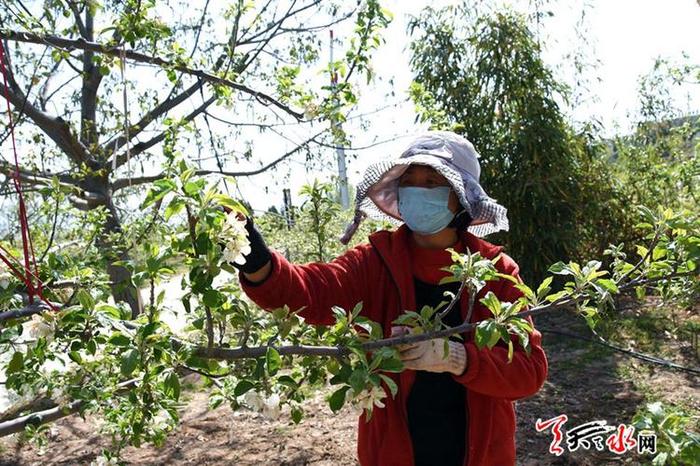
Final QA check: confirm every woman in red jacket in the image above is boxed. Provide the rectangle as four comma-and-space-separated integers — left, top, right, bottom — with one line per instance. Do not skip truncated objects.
231, 131, 548, 466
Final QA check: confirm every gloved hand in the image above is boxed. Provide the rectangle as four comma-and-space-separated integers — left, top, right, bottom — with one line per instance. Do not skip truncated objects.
391, 326, 468, 376
219, 206, 272, 275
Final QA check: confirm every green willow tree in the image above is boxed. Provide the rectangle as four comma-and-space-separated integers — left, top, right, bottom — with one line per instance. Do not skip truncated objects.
0, 0, 391, 316
407, 5, 623, 284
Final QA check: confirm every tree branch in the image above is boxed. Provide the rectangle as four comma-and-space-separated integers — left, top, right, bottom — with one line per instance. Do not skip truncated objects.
111, 128, 327, 191
0, 398, 83, 437
79, 5, 100, 147
102, 80, 204, 160
0, 158, 78, 188
0, 378, 138, 438
110, 94, 217, 170
238, 0, 321, 45
65, 1, 88, 38
0, 77, 94, 167
0, 30, 304, 120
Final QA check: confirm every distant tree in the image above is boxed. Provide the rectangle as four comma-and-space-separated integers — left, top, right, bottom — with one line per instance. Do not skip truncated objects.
407, 5, 620, 284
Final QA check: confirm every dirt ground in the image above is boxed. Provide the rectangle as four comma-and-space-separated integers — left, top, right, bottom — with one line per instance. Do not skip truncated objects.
1, 299, 698, 466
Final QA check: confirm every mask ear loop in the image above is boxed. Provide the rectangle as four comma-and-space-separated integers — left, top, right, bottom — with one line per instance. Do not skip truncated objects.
446, 182, 474, 233
447, 208, 473, 232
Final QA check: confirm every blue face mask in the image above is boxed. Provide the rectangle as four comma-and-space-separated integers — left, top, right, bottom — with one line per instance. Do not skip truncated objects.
398, 186, 456, 235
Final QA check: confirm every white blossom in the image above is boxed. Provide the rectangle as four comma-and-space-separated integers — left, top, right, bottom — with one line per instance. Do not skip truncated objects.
0, 272, 11, 290
262, 393, 281, 420
346, 385, 387, 416
219, 212, 251, 265
91, 454, 119, 466
153, 408, 173, 428
243, 390, 264, 411
303, 102, 319, 120
25, 314, 54, 342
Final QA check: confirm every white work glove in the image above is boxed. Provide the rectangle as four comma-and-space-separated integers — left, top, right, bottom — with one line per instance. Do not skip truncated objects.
391, 326, 468, 376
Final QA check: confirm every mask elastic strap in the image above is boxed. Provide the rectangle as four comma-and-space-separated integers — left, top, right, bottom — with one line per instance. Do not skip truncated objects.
447, 208, 473, 232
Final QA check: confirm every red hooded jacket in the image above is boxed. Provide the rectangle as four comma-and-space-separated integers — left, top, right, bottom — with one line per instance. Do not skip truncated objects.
239, 224, 548, 466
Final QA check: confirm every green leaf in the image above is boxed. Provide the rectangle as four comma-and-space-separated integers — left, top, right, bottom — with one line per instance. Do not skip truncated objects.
350, 302, 363, 321
392, 313, 418, 325
179, 168, 195, 184
635, 286, 646, 301
266, 347, 282, 376
68, 351, 82, 364
291, 406, 303, 424
548, 262, 567, 274
329, 363, 352, 385
163, 371, 181, 400
545, 290, 569, 302
212, 194, 247, 214
509, 316, 534, 334
636, 245, 649, 260
86, 339, 97, 355
475, 320, 498, 349
76, 289, 95, 310
651, 246, 666, 260
140, 322, 159, 340
209, 395, 224, 410
595, 278, 619, 294
501, 301, 522, 320
142, 179, 176, 209
108, 333, 131, 347
328, 386, 350, 413
120, 349, 139, 376
536, 276, 553, 300
495, 272, 519, 284
276, 375, 298, 389
184, 355, 211, 371
234, 380, 255, 397
514, 283, 534, 301
203, 289, 223, 308
378, 374, 398, 398
164, 197, 186, 220
7, 351, 24, 373
438, 275, 460, 285
480, 292, 502, 317
378, 356, 404, 373
349, 368, 368, 394
509, 324, 530, 351
507, 340, 514, 362
95, 303, 124, 319
183, 179, 207, 197
419, 305, 437, 321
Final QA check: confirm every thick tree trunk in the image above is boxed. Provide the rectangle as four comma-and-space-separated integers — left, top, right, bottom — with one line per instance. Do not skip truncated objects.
79, 172, 143, 318
69, 7, 142, 317
95, 196, 143, 319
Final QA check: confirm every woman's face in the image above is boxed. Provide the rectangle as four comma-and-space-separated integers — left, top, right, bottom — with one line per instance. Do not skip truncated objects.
398, 164, 460, 214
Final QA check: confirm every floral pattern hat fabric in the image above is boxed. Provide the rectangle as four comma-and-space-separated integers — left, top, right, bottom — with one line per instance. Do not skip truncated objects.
340, 130, 509, 244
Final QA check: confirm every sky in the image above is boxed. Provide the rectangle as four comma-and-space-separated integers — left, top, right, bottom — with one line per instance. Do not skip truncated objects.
230, 0, 700, 214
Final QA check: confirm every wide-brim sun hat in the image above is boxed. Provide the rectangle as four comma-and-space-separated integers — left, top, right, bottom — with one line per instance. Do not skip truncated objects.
339, 130, 509, 244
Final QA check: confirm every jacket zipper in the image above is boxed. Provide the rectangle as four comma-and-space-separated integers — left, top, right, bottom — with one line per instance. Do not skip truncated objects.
368, 236, 415, 464
368, 236, 405, 311
463, 289, 471, 466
